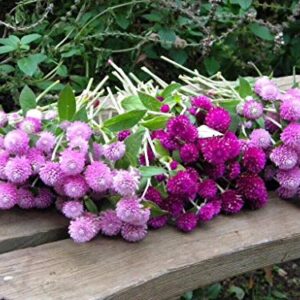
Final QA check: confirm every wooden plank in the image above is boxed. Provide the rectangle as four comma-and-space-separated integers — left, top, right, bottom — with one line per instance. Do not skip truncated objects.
0, 209, 68, 254
1, 194, 300, 300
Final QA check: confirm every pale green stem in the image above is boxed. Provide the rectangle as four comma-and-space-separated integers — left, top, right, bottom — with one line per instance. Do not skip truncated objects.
36, 80, 60, 103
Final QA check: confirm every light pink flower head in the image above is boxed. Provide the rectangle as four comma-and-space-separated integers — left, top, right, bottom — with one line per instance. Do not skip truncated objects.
0, 182, 18, 209
260, 84, 279, 101
0, 151, 9, 180
63, 175, 89, 199
254, 76, 272, 94
62, 200, 84, 219
5, 156, 32, 184
60, 149, 85, 176
103, 141, 126, 161
0, 111, 8, 127
39, 161, 63, 186
112, 169, 140, 197
66, 121, 92, 141
18, 117, 41, 134
36, 131, 56, 154
68, 137, 89, 155
35, 188, 54, 209
26, 148, 46, 175
17, 188, 35, 209
4, 129, 30, 155
249, 129, 271, 149
99, 209, 122, 236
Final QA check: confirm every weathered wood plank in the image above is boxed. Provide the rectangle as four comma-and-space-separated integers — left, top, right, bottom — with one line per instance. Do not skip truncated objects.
1, 194, 300, 300
0, 209, 68, 254
274, 75, 300, 90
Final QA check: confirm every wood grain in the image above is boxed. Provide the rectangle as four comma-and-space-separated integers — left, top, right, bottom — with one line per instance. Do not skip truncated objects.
0, 209, 68, 254
1, 195, 300, 300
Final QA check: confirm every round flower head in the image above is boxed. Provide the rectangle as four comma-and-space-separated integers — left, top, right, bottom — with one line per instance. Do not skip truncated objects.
5, 156, 32, 184
103, 141, 126, 161
60, 121, 71, 130
145, 187, 163, 205
204, 107, 231, 133
281, 123, 300, 149
249, 129, 271, 149
286, 88, 300, 98
26, 148, 46, 175
39, 162, 63, 187
265, 112, 280, 134
242, 147, 266, 174
206, 163, 226, 180
36, 131, 56, 154
0, 137, 4, 149
176, 212, 198, 232
121, 223, 147, 242
17, 188, 35, 209
198, 179, 217, 199
148, 215, 168, 229
60, 149, 85, 176
254, 76, 272, 95
200, 137, 229, 165
35, 188, 54, 209
227, 161, 241, 180
179, 143, 199, 163
0, 111, 8, 127
198, 202, 219, 222
276, 168, 300, 190
4, 129, 29, 155
112, 169, 140, 197
270, 145, 298, 170
191, 95, 213, 111
18, 117, 41, 134
161, 104, 170, 113
99, 209, 122, 236
0, 182, 17, 209
280, 98, 300, 122
43, 110, 57, 120
63, 175, 89, 199
68, 137, 89, 155
66, 121, 92, 141
160, 132, 181, 151
85, 161, 112, 193
243, 100, 263, 120
260, 83, 279, 101
277, 186, 297, 200
116, 198, 150, 226
221, 190, 244, 214
118, 130, 131, 141
0, 151, 9, 180
62, 200, 84, 219
92, 143, 103, 161
69, 214, 100, 243
224, 132, 241, 159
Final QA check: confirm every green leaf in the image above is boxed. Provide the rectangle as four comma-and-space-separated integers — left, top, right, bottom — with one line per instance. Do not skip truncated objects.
0, 45, 15, 54
85, 198, 98, 213
271, 290, 287, 299
58, 84, 76, 121
61, 48, 82, 58
115, 14, 130, 29
143, 12, 163, 22
229, 114, 241, 133
249, 23, 274, 41
139, 166, 167, 177
138, 92, 162, 111
219, 99, 241, 114
57, 65, 68, 77
161, 83, 181, 98
229, 286, 245, 300
153, 139, 169, 157
143, 200, 168, 217
158, 28, 176, 49
169, 49, 188, 65
204, 57, 220, 75
121, 96, 146, 111
238, 77, 253, 98
19, 85, 36, 114
17, 53, 47, 76
73, 107, 88, 122
21, 34, 41, 45
230, 0, 252, 10
0, 35, 20, 48
142, 115, 170, 130
0, 64, 14, 74
205, 283, 222, 299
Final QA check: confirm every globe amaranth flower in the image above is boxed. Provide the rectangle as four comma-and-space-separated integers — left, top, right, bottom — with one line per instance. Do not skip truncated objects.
242, 100, 263, 120
223, 132, 241, 159
191, 95, 213, 111
4, 129, 29, 155
170, 160, 179, 170
286, 88, 300, 98
0, 151, 9, 180
60, 149, 85, 176
103, 141, 126, 161
144, 187, 163, 206
84, 161, 112, 192
0, 111, 8, 127
63, 175, 89, 198
204, 107, 231, 133
160, 132, 181, 151
26, 148, 45, 175
36, 131, 56, 154
179, 143, 199, 163
254, 76, 273, 95
112, 169, 140, 197
206, 163, 225, 180
17, 188, 35, 209
43, 110, 57, 120
35, 188, 54, 209
281, 123, 300, 149
139, 146, 155, 166
117, 130, 131, 141
69, 214, 100, 243
277, 186, 297, 200
116, 198, 150, 226
198, 202, 220, 222
121, 223, 147, 242
39, 162, 63, 186
249, 129, 271, 150
242, 147, 266, 174
66, 121, 92, 141
265, 112, 280, 134
221, 190, 244, 214
161, 196, 184, 218
259, 83, 279, 101
176, 212, 198, 232
280, 98, 300, 122
160, 104, 170, 113
99, 209, 122, 236
270, 145, 298, 170
276, 167, 300, 190
148, 215, 168, 229
92, 143, 103, 161
18, 117, 42, 134
5, 156, 32, 184
227, 161, 241, 180
62, 200, 84, 219
198, 179, 217, 199
68, 137, 89, 155
0, 182, 17, 209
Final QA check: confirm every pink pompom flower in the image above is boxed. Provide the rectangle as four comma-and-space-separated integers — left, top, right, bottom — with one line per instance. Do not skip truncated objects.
5, 156, 32, 184
62, 200, 84, 219
121, 223, 147, 242
66, 121, 92, 141
60, 149, 85, 176
4, 129, 29, 155
270, 145, 298, 170
0, 182, 17, 209
99, 209, 122, 236
112, 169, 140, 197
249, 129, 271, 149
36, 131, 56, 154
17, 188, 35, 209
26, 148, 46, 175
39, 162, 63, 187
18, 117, 41, 134
204, 107, 231, 133
63, 175, 89, 199
243, 100, 263, 120
103, 141, 126, 161
35, 188, 54, 209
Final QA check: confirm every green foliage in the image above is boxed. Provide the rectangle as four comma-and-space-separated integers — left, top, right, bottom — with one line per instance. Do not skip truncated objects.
58, 84, 76, 121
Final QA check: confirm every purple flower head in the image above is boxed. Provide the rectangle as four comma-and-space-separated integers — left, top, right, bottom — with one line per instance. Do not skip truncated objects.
39, 162, 63, 186
176, 212, 198, 232
249, 129, 271, 149
85, 161, 112, 193
17, 188, 35, 209
157, 96, 164, 102
0, 182, 17, 209
277, 186, 297, 200
118, 130, 131, 141
192, 95, 213, 111
4, 129, 29, 155
243, 100, 263, 120
18, 117, 41, 134
260, 83, 279, 101
26, 148, 45, 175
66, 121, 92, 141
139, 146, 155, 166
104, 141, 126, 161
5, 156, 32, 184
0, 151, 9, 180
62, 200, 84, 219
36, 131, 56, 154
198, 179, 217, 199
0, 111, 8, 127
60, 149, 85, 176
206, 163, 225, 180
69, 214, 100, 243
224, 132, 241, 159
221, 190, 244, 214
242, 147, 266, 174
276, 167, 300, 190
280, 98, 300, 122
179, 143, 199, 163
99, 209, 122, 236
254, 76, 273, 94
92, 143, 104, 161
34, 188, 54, 209
162, 196, 184, 218
170, 160, 179, 170
227, 161, 241, 180
281, 123, 300, 149
60, 121, 71, 130
63, 175, 89, 199
204, 107, 231, 133
121, 223, 147, 242
44, 110, 57, 120
145, 187, 162, 206
160, 132, 181, 151
270, 145, 298, 170
155, 174, 166, 182
198, 202, 219, 222
161, 104, 170, 113
112, 169, 140, 197
200, 137, 229, 165
265, 112, 280, 134
148, 215, 168, 229
68, 137, 89, 155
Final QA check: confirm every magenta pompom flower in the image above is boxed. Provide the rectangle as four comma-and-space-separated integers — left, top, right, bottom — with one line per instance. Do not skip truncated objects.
103, 141, 126, 161
99, 209, 122, 236
63, 175, 89, 198
206, 163, 226, 179
60, 149, 85, 176
224, 132, 241, 159
276, 167, 300, 190
176, 212, 198, 232
198, 202, 220, 222
62, 200, 84, 219
227, 161, 241, 180
18, 117, 41, 134
162, 196, 184, 218
161, 104, 170, 113
121, 223, 147, 242
280, 123, 300, 149
148, 215, 168, 229
39, 162, 63, 187
243, 100, 263, 120
270, 145, 298, 170
68, 137, 89, 154
66, 121, 92, 141
17, 188, 35, 209
112, 169, 140, 197
280, 98, 300, 121
0, 151, 9, 180
36, 131, 56, 154
179, 143, 199, 163
198, 179, 217, 199
0, 111, 8, 127
200, 137, 229, 165
0, 182, 17, 209
117, 130, 131, 141
4, 129, 29, 155
249, 129, 271, 149
5, 156, 32, 184
277, 186, 297, 200
85, 161, 112, 193
221, 190, 244, 214
26, 148, 45, 175
242, 147, 266, 173
145, 187, 163, 205
191, 95, 213, 111
204, 107, 231, 133
35, 188, 54, 209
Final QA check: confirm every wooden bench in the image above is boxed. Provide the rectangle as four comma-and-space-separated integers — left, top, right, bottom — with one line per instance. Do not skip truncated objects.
1, 76, 300, 300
